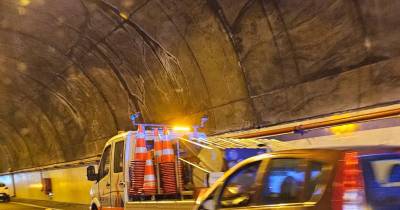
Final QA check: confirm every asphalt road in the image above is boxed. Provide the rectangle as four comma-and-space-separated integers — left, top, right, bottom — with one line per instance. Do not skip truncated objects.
0, 200, 88, 210
0, 202, 43, 209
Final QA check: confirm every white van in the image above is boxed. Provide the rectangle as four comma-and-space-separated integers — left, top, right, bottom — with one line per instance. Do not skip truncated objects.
87, 129, 208, 210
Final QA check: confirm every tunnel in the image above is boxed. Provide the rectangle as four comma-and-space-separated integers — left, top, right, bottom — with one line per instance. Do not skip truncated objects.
0, 0, 400, 209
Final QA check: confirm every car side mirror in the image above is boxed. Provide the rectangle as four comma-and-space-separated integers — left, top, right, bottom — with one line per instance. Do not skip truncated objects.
4, 187, 7, 189
87, 166, 98, 181
220, 193, 251, 208
200, 199, 216, 210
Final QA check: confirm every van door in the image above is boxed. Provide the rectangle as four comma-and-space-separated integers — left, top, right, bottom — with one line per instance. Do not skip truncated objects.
111, 140, 125, 208
98, 145, 112, 207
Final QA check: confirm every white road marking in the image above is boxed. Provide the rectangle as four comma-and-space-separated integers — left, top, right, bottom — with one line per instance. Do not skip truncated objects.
10, 201, 63, 210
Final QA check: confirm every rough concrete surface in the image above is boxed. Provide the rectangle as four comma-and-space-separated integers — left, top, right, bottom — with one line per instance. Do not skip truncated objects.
0, 0, 399, 171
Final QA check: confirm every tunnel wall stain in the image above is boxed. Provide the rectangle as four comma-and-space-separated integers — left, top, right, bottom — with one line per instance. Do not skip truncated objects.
0, 0, 400, 171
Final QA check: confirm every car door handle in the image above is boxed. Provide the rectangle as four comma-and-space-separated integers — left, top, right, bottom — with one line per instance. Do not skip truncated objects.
106, 183, 111, 187
119, 181, 125, 187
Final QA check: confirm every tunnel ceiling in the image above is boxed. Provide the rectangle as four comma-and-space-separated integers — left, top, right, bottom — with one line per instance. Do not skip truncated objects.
0, 0, 400, 171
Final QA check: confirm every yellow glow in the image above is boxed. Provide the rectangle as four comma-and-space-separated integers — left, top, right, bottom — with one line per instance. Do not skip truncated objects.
172, 126, 191, 132
18, 0, 31, 6
29, 183, 43, 189
330, 124, 358, 135
120, 12, 129, 20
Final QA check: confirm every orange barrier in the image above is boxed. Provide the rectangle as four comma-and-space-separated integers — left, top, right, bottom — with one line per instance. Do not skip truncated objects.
100, 207, 124, 210
229, 108, 400, 139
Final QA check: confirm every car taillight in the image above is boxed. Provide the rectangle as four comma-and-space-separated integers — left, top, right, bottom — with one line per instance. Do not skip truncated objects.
332, 152, 367, 210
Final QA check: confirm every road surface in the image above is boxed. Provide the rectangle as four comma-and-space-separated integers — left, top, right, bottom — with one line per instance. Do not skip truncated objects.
0, 199, 88, 210
0, 202, 42, 209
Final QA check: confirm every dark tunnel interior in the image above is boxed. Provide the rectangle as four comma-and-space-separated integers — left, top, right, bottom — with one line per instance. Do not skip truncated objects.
0, 0, 400, 172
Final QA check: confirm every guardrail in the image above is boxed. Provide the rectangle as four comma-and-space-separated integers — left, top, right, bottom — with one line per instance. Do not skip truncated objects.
0, 156, 100, 176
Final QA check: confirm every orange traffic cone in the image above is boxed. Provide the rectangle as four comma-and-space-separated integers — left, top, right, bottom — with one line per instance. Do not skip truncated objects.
143, 151, 157, 195
161, 127, 175, 163
153, 128, 163, 163
160, 127, 177, 194
129, 125, 147, 196
134, 125, 147, 161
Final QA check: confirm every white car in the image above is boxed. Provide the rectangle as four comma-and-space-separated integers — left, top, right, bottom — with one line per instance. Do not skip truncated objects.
0, 183, 10, 202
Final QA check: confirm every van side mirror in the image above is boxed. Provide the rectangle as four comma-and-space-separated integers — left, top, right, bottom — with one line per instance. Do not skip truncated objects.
87, 166, 98, 181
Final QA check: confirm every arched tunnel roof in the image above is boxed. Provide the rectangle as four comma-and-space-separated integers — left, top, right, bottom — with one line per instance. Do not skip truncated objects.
0, 0, 400, 172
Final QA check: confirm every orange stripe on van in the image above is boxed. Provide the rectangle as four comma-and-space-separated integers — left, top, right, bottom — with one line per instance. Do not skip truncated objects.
100, 207, 124, 210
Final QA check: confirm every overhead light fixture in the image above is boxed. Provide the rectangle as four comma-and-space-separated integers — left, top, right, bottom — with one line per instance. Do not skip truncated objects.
330, 124, 358, 135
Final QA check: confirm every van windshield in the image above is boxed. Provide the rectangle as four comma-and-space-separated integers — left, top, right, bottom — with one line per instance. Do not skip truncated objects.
360, 152, 400, 209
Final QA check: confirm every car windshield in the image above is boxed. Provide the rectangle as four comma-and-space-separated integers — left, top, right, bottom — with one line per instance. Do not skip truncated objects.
360, 152, 400, 208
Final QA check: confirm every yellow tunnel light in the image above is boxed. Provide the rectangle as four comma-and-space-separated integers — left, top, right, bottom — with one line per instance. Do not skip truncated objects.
172, 126, 191, 132
120, 12, 129, 20
330, 123, 359, 135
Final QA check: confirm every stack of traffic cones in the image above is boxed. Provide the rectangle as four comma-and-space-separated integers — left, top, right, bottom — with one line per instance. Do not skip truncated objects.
177, 160, 184, 191
159, 127, 177, 194
153, 128, 163, 194
143, 151, 157, 195
153, 128, 163, 163
129, 125, 147, 196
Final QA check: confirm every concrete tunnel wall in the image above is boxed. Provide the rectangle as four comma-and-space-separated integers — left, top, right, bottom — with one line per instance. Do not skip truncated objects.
0, 167, 93, 204
0, 0, 400, 172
